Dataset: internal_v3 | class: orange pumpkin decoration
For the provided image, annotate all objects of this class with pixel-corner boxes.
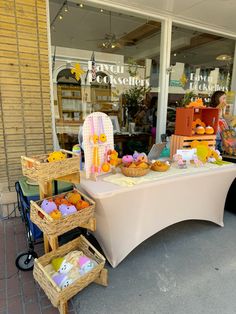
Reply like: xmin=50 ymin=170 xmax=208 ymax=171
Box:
xmin=186 ymin=98 xmax=205 ymax=108
xmin=205 ymin=126 xmax=214 ymax=135
xmin=67 ymin=192 xmax=81 ymax=205
xmin=50 ymin=209 xmax=62 ymax=220
xmin=196 ymin=126 xmax=205 ymax=135
xmin=76 ymin=200 xmax=90 ymax=210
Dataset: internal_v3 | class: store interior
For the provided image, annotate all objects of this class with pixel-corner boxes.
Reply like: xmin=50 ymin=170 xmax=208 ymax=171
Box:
xmin=49 ymin=0 xmax=235 ymax=154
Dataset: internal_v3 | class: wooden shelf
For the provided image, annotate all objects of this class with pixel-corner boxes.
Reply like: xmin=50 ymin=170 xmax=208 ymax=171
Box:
xmin=62 ymin=96 xmax=81 ymax=100
xmin=62 ymin=110 xmax=81 ymax=113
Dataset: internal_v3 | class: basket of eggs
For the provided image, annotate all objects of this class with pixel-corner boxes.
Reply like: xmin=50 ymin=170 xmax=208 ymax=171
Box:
xmin=120 ymin=154 xmax=150 ymax=177
xmin=151 ymin=160 xmax=170 ymax=172
xmin=30 ymin=189 xmax=95 ymax=237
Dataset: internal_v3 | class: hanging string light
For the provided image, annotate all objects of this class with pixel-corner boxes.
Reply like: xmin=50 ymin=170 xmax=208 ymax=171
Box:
xmin=50 ymin=0 xmax=69 ymax=28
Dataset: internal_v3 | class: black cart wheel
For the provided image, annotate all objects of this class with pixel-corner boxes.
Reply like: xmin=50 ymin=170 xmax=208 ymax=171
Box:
xmin=15 ymin=251 xmax=38 ymax=271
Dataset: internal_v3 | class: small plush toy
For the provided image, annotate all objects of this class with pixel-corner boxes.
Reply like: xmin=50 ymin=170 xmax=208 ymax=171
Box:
xmin=133 ymin=151 xmax=148 ymax=163
xmin=59 ymin=204 xmax=77 ymax=216
xmin=47 ymin=151 xmax=66 ymax=163
xmin=66 ymin=192 xmax=81 ymax=205
xmin=207 ymin=148 xmax=222 ymax=163
xmin=52 ymin=273 xmax=74 ymax=289
xmin=41 ymin=200 xmax=57 ymax=214
xmin=76 ymin=200 xmax=90 ymax=211
xmin=78 ymin=255 xmax=97 ymax=276
xmin=107 ymin=149 xmax=120 ymax=166
xmin=122 ymin=155 xmax=134 ymax=164
xmin=51 ymin=257 xmax=74 ymax=274
xmin=49 ymin=209 xmax=62 ymax=220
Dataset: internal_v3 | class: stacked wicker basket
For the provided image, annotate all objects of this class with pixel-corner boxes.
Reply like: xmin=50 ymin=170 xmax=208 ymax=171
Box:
xmin=21 ymin=150 xmax=108 ymax=314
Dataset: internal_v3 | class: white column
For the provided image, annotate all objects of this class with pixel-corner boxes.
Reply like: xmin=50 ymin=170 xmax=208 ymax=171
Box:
xmin=156 ymin=18 xmax=172 ymax=143
xmin=230 ymin=42 xmax=236 ymax=115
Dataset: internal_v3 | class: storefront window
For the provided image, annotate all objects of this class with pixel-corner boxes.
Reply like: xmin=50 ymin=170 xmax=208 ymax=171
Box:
xmin=167 ymin=25 xmax=235 ymax=135
xmin=49 ymin=1 xmax=161 ymax=153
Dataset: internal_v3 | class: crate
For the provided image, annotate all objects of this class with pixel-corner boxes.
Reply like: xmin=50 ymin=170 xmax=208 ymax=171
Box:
xmin=33 ymin=235 xmax=108 ymax=314
xmin=30 ymin=189 xmax=96 ymax=238
xmin=175 ymin=107 xmax=219 ymax=136
xmin=170 ymin=134 xmax=216 ymax=157
xmin=21 ymin=149 xmax=80 ymax=182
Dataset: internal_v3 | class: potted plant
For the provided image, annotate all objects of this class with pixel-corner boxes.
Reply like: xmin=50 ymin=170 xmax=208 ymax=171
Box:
xmin=123 ymin=86 xmax=151 ymax=123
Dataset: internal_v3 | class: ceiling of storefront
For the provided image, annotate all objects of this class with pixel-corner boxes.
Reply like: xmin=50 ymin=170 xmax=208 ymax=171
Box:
xmin=86 ymin=0 xmax=236 ymax=35
xmin=49 ymin=0 xmax=235 ymax=68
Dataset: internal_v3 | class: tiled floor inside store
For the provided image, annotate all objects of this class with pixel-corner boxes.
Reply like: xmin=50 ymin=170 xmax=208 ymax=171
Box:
xmin=2 ymin=211 xmax=236 ymax=314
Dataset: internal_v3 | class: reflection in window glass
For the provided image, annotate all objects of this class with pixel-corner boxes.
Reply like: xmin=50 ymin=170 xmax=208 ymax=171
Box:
xmin=49 ymin=1 xmax=161 ymax=153
xmin=167 ymin=25 xmax=235 ymax=135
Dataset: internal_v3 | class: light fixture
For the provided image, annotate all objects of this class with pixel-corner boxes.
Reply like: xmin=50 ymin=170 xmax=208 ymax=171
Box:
xmin=100 ymin=9 xmax=104 ymax=12
xmin=59 ymin=14 xmax=63 ymax=20
xmin=173 ymin=53 xmax=177 ymax=57
xmin=216 ymin=54 xmax=232 ymax=61
xmin=80 ymin=3 xmax=84 ymax=7
xmin=64 ymin=5 xmax=68 ymax=12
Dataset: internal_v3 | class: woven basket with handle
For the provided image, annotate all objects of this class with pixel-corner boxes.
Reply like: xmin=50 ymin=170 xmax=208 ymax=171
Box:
xmin=30 ymin=189 xmax=95 ymax=236
xmin=33 ymin=235 xmax=106 ymax=308
xmin=21 ymin=149 xmax=80 ymax=182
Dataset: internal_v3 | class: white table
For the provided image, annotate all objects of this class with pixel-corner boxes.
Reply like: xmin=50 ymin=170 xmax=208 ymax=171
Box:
xmin=79 ymin=164 xmax=236 ymax=267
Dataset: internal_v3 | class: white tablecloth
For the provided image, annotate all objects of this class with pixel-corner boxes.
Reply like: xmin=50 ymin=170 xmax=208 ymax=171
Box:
xmin=79 ymin=164 xmax=236 ymax=267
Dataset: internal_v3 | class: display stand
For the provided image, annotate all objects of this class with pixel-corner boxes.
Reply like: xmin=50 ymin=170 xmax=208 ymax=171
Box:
xmin=38 ymin=178 xmax=96 ymax=253
xmin=83 ymin=112 xmax=114 ymax=180
xmin=21 ymin=150 xmax=96 ymax=253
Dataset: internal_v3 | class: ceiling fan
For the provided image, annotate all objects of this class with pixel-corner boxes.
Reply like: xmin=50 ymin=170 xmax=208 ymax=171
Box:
xmin=87 ymin=12 xmax=136 ymax=49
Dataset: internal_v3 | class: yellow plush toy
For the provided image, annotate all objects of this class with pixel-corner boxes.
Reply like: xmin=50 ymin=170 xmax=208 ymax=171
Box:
xmin=47 ymin=151 xmax=66 ymax=163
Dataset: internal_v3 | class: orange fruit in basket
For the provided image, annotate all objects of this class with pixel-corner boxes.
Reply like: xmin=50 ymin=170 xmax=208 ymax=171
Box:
xmin=76 ymin=200 xmax=90 ymax=210
xmin=67 ymin=193 xmax=81 ymax=205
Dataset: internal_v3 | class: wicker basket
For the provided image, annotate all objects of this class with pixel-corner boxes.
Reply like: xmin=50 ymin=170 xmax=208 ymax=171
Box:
xmin=33 ymin=235 xmax=107 ymax=309
xmin=21 ymin=149 xmax=80 ymax=182
xmin=30 ymin=189 xmax=95 ymax=236
xmin=121 ymin=165 xmax=150 ymax=177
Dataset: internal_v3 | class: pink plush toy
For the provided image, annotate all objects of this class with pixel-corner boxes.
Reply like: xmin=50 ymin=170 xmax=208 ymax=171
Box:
xmin=41 ymin=200 xmax=57 ymax=214
xmin=122 ymin=155 xmax=134 ymax=163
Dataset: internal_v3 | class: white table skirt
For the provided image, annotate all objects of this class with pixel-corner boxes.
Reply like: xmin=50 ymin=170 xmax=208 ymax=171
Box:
xmin=79 ymin=164 xmax=236 ymax=267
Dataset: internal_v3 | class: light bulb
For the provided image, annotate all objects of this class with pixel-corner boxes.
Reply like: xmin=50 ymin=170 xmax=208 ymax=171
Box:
xmin=100 ymin=9 xmax=104 ymax=12
xmin=64 ymin=6 xmax=68 ymax=12
xmin=80 ymin=3 xmax=84 ymax=7
xmin=59 ymin=14 xmax=63 ymax=20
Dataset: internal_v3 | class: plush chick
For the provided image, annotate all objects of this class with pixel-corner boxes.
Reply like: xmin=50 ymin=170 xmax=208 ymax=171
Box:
xmin=47 ymin=151 xmax=66 ymax=163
